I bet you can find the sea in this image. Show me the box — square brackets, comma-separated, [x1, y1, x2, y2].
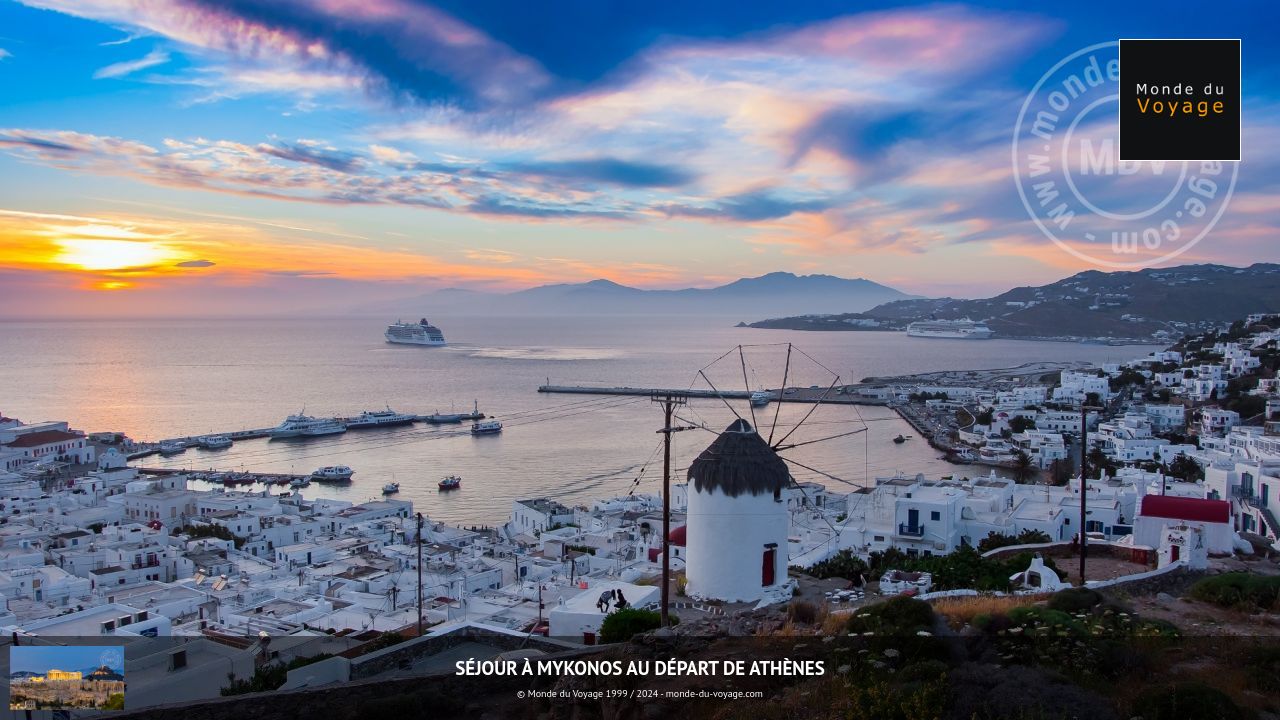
[0, 315, 1162, 526]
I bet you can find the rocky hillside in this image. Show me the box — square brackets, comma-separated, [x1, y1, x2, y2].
[749, 263, 1280, 341]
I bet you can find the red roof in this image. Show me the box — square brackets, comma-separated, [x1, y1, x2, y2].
[3, 429, 81, 448]
[668, 525, 686, 547]
[1140, 495, 1230, 524]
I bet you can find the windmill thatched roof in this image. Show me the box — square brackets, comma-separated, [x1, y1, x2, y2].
[687, 418, 790, 498]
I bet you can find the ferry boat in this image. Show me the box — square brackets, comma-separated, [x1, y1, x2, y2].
[199, 435, 232, 450]
[382, 482, 400, 494]
[471, 419, 503, 435]
[346, 407, 416, 429]
[422, 400, 485, 424]
[310, 465, 354, 482]
[385, 318, 446, 346]
[438, 475, 461, 491]
[750, 391, 772, 407]
[270, 414, 347, 439]
[905, 319, 994, 340]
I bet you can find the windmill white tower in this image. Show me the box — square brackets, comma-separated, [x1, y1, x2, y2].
[685, 417, 791, 602]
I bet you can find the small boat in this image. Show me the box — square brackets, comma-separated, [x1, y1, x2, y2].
[159, 441, 184, 456]
[289, 476, 310, 488]
[438, 475, 461, 491]
[200, 435, 232, 450]
[471, 419, 503, 435]
[750, 390, 772, 407]
[310, 465, 354, 482]
[382, 482, 400, 494]
[423, 400, 485, 424]
[893, 435, 908, 444]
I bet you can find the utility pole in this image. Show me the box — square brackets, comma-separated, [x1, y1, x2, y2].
[1078, 404, 1104, 586]
[653, 393, 687, 627]
[415, 512, 424, 635]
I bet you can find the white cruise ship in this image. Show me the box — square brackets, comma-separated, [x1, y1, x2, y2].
[905, 319, 994, 339]
[385, 318, 446, 346]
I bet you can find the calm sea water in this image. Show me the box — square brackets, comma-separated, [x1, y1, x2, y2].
[0, 315, 1160, 525]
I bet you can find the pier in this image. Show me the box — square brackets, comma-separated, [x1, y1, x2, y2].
[537, 384, 884, 404]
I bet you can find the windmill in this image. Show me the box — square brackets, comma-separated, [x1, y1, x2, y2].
[652, 343, 867, 617]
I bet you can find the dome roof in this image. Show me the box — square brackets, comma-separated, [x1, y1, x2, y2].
[687, 418, 790, 497]
[668, 525, 686, 546]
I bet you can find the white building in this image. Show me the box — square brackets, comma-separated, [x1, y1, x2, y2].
[1133, 495, 1234, 555]
[546, 580, 660, 643]
[1200, 408, 1241, 437]
[684, 419, 790, 603]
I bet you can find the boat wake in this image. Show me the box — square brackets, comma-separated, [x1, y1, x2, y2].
[466, 346, 623, 361]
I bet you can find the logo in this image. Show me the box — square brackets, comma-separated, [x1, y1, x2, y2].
[1013, 41, 1237, 269]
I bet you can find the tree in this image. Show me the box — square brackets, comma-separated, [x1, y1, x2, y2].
[1009, 416, 1037, 433]
[976, 408, 994, 426]
[1167, 455, 1204, 482]
[1048, 458, 1073, 486]
[1011, 450, 1035, 483]
[1084, 392, 1102, 407]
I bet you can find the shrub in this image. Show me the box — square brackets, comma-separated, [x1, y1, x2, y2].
[599, 607, 665, 643]
[804, 549, 869, 581]
[1244, 644, 1280, 694]
[977, 529, 1052, 553]
[786, 600, 820, 626]
[1131, 682, 1244, 720]
[846, 596, 936, 636]
[1189, 572, 1280, 611]
[1047, 588, 1103, 613]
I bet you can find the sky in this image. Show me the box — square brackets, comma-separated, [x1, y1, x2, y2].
[10, 645, 123, 674]
[0, 0, 1278, 317]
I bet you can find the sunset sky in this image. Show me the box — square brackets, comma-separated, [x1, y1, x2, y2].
[1, 1, 1277, 317]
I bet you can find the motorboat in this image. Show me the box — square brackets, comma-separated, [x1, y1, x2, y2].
[750, 390, 772, 407]
[438, 475, 461, 491]
[289, 476, 310, 488]
[310, 465, 354, 482]
[382, 482, 400, 494]
[199, 435, 232, 450]
[893, 435, 908, 444]
[471, 419, 503, 435]
[158, 441, 184, 456]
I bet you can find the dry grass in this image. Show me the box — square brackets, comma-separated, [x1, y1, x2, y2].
[821, 609, 856, 635]
[929, 594, 1044, 629]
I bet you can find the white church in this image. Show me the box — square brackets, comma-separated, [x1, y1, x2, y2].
[684, 418, 791, 603]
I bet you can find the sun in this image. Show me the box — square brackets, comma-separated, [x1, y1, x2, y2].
[53, 239, 182, 271]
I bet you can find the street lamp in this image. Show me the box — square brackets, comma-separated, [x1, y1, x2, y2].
[1078, 404, 1105, 586]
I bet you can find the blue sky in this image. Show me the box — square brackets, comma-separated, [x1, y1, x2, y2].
[0, 1, 1277, 316]
[10, 645, 123, 674]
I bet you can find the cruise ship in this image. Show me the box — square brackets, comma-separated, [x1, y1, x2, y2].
[905, 319, 994, 340]
[385, 318, 446, 346]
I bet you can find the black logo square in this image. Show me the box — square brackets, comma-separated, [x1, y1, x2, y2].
[1119, 39, 1240, 161]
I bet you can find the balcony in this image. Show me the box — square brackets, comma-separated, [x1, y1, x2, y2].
[897, 523, 926, 538]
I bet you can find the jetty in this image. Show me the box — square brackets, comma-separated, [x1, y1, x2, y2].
[537, 384, 881, 404]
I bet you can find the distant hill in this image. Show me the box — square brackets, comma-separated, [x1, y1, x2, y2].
[362, 272, 916, 317]
[748, 264, 1280, 341]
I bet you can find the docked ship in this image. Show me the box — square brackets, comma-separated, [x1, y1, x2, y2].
[270, 414, 348, 439]
[346, 407, 416, 429]
[750, 390, 772, 407]
[905, 319, 994, 339]
[385, 318, 446, 346]
[311, 465, 354, 482]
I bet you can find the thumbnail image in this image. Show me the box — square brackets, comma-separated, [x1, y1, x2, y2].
[9, 646, 125, 711]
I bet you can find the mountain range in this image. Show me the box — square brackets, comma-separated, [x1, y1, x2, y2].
[748, 264, 1280, 341]
[362, 272, 917, 317]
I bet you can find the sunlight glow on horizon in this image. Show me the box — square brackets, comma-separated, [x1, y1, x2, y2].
[52, 238, 186, 271]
